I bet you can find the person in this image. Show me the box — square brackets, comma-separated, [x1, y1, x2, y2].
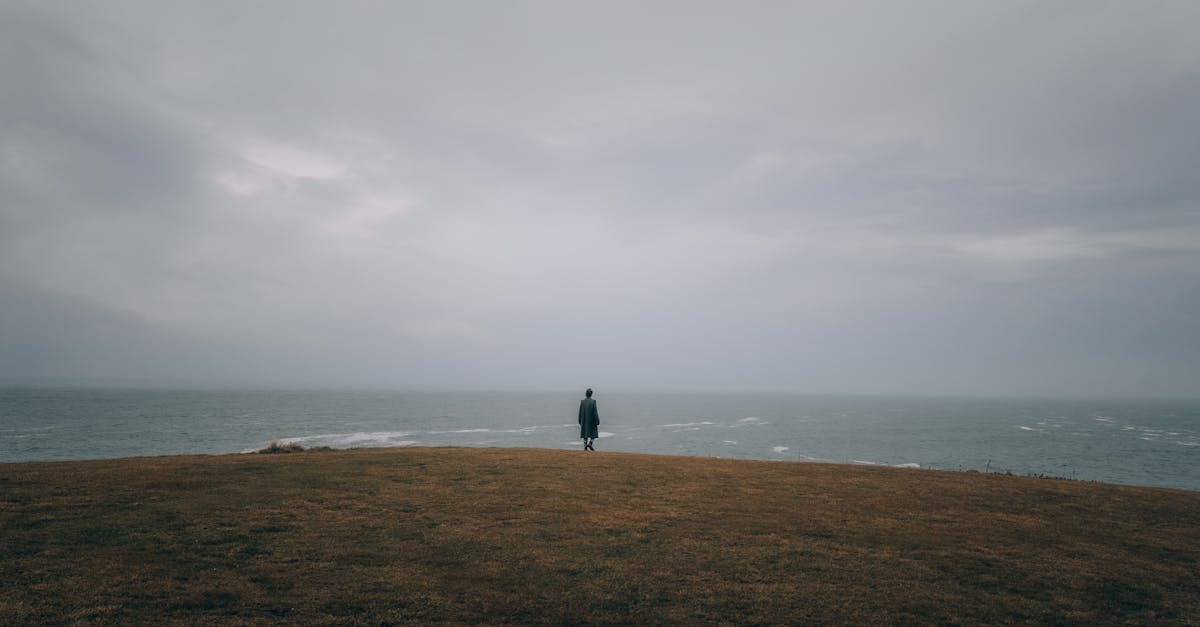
[579, 388, 599, 451]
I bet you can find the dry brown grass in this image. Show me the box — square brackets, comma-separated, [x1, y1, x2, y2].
[2, 447, 1198, 624]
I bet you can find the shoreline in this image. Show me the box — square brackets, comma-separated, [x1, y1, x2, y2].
[5, 443, 1197, 494]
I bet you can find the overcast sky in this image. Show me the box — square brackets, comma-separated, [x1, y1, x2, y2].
[1, 1, 1197, 396]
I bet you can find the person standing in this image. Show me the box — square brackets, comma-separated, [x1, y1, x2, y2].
[579, 388, 599, 451]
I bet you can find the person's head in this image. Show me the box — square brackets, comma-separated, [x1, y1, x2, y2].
[585, 388, 593, 398]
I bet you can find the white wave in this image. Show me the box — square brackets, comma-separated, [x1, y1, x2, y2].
[1094, 416, 1115, 422]
[850, 459, 877, 465]
[662, 421, 717, 428]
[722, 440, 738, 445]
[894, 463, 921, 469]
[339, 432, 414, 444]
[738, 417, 762, 422]
[598, 431, 614, 438]
[429, 428, 492, 434]
[254, 431, 419, 451]
[772, 446, 789, 453]
[1018, 426, 1038, 431]
[1175, 440, 1199, 447]
[294, 431, 412, 445]
[330, 434, 418, 447]
[516, 425, 563, 433]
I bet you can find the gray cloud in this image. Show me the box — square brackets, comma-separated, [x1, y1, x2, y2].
[2, 1, 1197, 396]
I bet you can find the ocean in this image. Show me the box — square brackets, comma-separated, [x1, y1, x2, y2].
[1, 388, 1197, 491]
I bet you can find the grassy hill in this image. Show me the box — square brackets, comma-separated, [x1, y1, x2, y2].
[2, 447, 1198, 624]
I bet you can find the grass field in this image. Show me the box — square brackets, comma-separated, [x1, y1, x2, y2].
[2, 447, 1198, 624]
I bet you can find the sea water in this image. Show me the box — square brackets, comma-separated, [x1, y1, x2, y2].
[1, 388, 1197, 491]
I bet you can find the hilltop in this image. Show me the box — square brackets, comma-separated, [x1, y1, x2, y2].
[3, 447, 1198, 624]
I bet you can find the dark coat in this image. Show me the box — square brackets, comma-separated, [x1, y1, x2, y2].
[578, 397, 599, 439]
